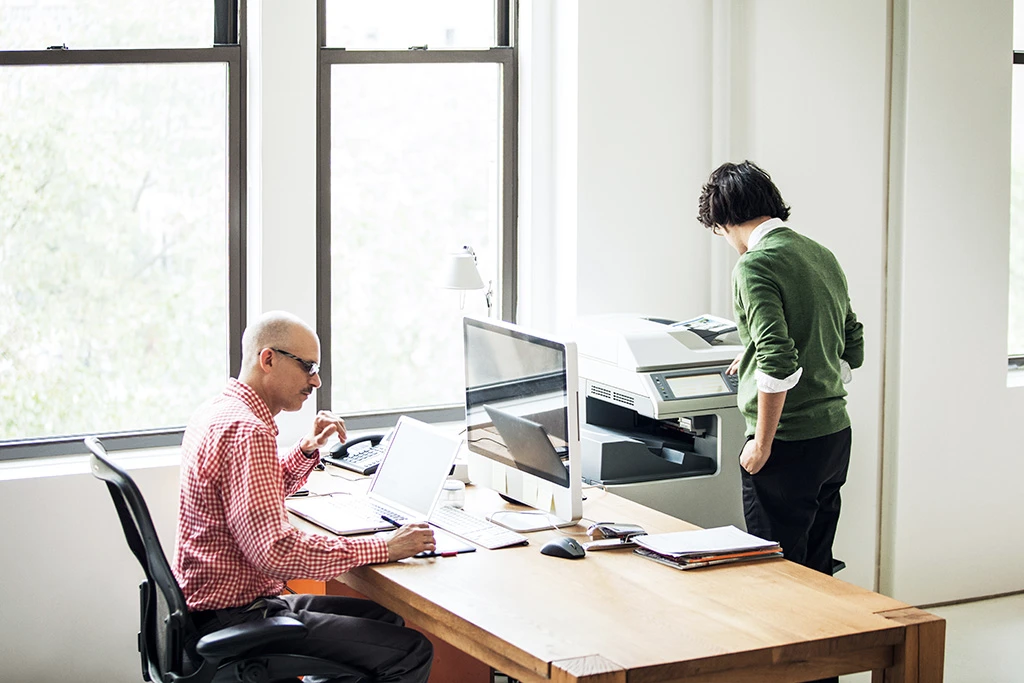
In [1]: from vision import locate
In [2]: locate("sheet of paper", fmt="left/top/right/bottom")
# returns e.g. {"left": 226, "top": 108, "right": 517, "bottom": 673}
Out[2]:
{"left": 633, "top": 525, "right": 778, "bottom": 557}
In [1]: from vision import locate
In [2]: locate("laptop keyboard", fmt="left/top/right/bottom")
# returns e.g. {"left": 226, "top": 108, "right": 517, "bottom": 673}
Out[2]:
{"left": 326, "top": 495, "right": 409, "bottom": 526}
{"left": 430, "top": 505, "right": 529, "bottom": 550}
{"left": 323, "top": 443, "right": 387, "bottom": 476}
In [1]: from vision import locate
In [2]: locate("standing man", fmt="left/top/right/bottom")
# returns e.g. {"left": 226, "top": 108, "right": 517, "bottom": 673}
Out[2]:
{"left": 697, "top": 161, "right": 864, "bottom": 581}
{"left": 174, "top": 310, "right": 435, "bottom": 683}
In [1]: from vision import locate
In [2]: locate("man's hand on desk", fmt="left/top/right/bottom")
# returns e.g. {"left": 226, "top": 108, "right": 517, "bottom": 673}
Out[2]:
{"left": 386, "top": 523, "right": 436, "bottom": 562}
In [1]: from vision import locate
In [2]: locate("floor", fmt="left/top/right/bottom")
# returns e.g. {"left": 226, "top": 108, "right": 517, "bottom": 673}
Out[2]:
{"left": 927, "top": 592, "right": 1024, "bottom": 683}
{"left": 838, "top": 593, "right": 1024, "bottom": 683}
{"left": 492, "top": 592, "right": 1024, "bottom": 683}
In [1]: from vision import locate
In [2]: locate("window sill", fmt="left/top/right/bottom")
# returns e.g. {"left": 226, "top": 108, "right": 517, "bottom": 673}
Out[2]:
{"left": 0, "top": 446, "right": 181, "bottom": 482}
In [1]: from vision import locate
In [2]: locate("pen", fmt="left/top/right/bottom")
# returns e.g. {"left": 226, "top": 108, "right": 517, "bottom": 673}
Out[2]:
{"left": 420, "top": 551, "right": 458, "bottom": 558}
{"left": 380, "top": 514, "right": 403, "bottom": 527}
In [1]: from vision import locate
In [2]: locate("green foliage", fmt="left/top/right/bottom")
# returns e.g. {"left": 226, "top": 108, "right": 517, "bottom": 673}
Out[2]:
{"left": 1, "top": 8, "right": 512, "bottom": 438}
{"left": 0, "top": 1, "right": 213, "bottom": 50}
{"left": 329, "top": 64, "right": 496, "bottom": 413}
{"left": 0, "top": 63, "right": 228, "bottom": 440}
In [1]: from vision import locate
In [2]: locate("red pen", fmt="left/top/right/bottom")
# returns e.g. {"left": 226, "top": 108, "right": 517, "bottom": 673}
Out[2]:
{"left": 421, "top": 551, "right": 458, "bottom": 558}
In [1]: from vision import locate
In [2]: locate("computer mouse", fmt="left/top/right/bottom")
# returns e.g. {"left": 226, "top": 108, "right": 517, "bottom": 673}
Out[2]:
{"left": 540, "top": 536, "right": 586, "bottom": 559}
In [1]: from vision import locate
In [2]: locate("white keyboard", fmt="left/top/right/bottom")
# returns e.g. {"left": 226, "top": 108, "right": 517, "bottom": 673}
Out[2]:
{"left": 430, "top": 505, "right": 529, "bottom": 550}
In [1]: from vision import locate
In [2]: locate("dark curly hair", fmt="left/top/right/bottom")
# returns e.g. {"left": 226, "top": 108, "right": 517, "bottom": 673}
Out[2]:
{"left": 696, "top": 161, "right": 790, "bottom": 230}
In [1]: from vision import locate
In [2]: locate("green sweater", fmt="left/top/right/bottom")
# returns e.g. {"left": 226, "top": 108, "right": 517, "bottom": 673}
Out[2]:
{"left": 732, "top": 227, "right": 864, "bottom": 440}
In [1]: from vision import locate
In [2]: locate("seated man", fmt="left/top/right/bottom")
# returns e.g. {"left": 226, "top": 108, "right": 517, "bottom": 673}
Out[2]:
{"left": 173, "top": 310, "right": 436, "bottom": 683}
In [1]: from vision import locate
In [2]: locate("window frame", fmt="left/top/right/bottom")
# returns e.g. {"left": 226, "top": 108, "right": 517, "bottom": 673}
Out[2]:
{"left": 0, "top": 1, "right": 247, "bottom": 460}
{"left": 314, "top": 0, "right": 518, "bottom": 430}
{"left": 1013, "top": 50, "right": 1024, "bottom": 368}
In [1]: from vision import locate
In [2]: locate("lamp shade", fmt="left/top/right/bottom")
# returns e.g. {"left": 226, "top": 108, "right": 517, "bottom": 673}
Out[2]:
{"left": 440, "top": 247, "right": 485, "bottom": 290}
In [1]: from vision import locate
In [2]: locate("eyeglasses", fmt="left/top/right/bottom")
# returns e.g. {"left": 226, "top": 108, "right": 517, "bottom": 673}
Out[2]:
{"left": 271, "top": 348, "right": 320, "bottom": 376}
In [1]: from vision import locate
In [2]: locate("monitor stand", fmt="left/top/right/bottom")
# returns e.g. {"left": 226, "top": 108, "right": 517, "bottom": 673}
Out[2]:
{"left": 488, "top": 497, "right": 576, "bottom": 532}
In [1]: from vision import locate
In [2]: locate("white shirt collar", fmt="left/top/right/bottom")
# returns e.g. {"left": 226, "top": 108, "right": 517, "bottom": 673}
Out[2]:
{"left": 747, "top": 217, "right": 786, "bottom": 250}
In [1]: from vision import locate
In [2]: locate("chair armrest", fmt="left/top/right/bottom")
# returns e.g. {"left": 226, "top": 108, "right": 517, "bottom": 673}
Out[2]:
{"left": 196, "top": 616, "right": 308, "bottom": 658}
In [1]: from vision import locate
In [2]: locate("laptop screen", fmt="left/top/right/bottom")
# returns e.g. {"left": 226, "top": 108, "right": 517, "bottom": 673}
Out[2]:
{"left": 367, "top": 416, "right": 461, "bottom": 519}
{"left": 483, "top": 404, "right": 570, "bottom": 487}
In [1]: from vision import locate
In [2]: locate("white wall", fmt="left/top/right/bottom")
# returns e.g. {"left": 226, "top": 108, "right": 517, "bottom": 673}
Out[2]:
{"left": 576, "top": 1, "right": 715, "bottom": 318}
{"left": 727, "top": 0, "right": 891, "bottom": 596}
{"left": 568, "top": 0, "right": 1024, "bottom": 605}
{"left": 249, "top": 0, "right": 321, "bottom": 442}
{"left": 884, "top": 0, "right": 1024, "bottom": 604}
{"left": 0, "top": 456, "right": 180, "bottom": 683}
{"left": 571, "top": 0, "right": 886, "bottom": 592}
{"left": 517, "top": 0, "right": 580, "bottom": 332}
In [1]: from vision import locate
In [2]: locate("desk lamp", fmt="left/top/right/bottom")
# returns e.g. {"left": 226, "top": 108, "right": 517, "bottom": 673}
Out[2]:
{"left": 441, "top": 245, "right": 493, "bottom": 316}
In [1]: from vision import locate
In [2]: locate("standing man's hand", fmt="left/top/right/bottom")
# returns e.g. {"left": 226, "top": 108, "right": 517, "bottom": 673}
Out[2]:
{"left": 386, "top": 523, "right": 436, "bottom": 561}
{"left": 742, "top": 389, "right": 786, "bottom": 475}
{"left": 300, "top": 411, "right": 346, "bottom": 454}
{"left": 727, "top": 352, "right": 742, "bottom": 375}
{"left": 739, "top": 439, "right": 772, "bottom": 475}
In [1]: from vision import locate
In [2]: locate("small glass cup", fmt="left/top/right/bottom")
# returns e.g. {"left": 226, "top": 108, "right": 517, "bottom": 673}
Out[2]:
{"left": 441, "top": 477, "right": 466, "bottom": 508}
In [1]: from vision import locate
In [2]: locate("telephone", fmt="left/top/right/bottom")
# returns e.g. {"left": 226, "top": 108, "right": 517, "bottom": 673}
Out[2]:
{"left": 322, "top": 431, "right": 391, "bottom": 476}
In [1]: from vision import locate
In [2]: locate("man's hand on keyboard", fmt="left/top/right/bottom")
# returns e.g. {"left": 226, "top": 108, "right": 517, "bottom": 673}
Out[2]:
{"left": 386, "top": 522, "right": 436, "bottom": 562}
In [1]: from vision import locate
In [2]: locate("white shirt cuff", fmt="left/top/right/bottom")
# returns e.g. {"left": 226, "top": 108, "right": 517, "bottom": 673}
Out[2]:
{"left": 840, "top": 359, "right": 852, "bottom": 384}
{"left": 755, "top": 367, "right": 803, "bottom": 393}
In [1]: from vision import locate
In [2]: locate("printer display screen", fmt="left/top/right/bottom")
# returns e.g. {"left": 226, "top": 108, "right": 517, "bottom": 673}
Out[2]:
{"left": 665, "top": 373, "right": 730, "bottom": 398}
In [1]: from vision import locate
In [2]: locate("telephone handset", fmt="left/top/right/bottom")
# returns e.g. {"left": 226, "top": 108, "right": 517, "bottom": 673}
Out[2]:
{"left": 323, "top": 430, "right": 393, "bottom": 476}
{"left": 329, "top": 433, "right": 385, "bottom": 458}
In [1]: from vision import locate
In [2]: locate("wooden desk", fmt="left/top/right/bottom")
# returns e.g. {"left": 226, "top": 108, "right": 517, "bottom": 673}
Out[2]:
{"left": 299, "top": 476, "right": 944, "bottom": 683}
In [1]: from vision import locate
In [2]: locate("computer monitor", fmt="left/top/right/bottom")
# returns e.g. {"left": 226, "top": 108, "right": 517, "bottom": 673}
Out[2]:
{"left": 463, "top": 316, "right": 583, "bottom": 532}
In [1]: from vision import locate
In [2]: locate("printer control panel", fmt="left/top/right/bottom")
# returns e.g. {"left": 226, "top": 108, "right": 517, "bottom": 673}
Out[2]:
{"left": 650, "top": 366, "right": 737, "bottom": 401}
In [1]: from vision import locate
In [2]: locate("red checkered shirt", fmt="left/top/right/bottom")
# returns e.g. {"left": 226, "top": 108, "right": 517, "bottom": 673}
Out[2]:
{"left": 173, "top": 378, "right": 388, "bottom": 611}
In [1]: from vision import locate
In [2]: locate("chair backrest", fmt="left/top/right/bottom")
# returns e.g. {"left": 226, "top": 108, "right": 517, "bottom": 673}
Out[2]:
{"left": 87, "top": 436, "right": 194, "bottom": 682}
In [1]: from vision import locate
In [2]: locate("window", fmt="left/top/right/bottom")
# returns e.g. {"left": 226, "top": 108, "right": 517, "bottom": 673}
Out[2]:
{"left": 317, "top": 1, "right": 517, "bottom": 424}
{"left": 0, "top": 1, "right": 244, "bottom": 458}
{"left": 1012, "top": 2, "right": 1024, "bottom": 359}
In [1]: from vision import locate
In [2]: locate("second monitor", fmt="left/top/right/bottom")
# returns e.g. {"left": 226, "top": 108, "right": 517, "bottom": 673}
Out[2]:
{"left": 463, "top": 316, "right": 583, "bottom": 532}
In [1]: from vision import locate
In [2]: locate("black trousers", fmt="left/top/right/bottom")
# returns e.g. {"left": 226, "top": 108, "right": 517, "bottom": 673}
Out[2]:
{"left": 192, "top": 594, "right": 433, "bottom": 683}
{"left": 740, "top": 426, "right": 851, "bottom": 575}
{"left": 740, "top": 427, "right": 852, "bottom": 683}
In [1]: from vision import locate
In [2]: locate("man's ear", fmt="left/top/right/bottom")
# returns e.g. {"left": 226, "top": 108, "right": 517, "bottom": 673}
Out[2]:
{"left": 257, "top": 348, "right": 275, "bottom": 373}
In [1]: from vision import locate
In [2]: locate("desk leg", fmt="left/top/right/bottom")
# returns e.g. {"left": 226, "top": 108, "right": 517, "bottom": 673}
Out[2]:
{"left": 873, "top": 608, "right": 946, "bottom": 683}
{"left": 551, "top": 655, "right": 626, "bottom": 683}
{"left": 327, "top": 580, "right": 492, "bottom": 683}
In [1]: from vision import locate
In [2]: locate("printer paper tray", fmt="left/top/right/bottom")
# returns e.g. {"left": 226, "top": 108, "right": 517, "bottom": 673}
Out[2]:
{"left": 582, "top": 435, "right": 717, "bottom": 485}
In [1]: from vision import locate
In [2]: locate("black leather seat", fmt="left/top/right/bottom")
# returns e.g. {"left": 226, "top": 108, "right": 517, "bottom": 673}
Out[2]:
{"left": 86, "top": 436, "right": 371, "bottom": 683}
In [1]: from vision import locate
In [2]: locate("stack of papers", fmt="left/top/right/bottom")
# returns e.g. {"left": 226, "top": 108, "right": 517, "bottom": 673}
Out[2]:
{"left": 632, "top": 525, "right": 783, "bottom": 570}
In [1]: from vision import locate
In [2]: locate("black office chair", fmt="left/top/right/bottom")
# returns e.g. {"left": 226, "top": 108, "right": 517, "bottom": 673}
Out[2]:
{"left": 86, "top": 436, "right": 371, "bottom": 683}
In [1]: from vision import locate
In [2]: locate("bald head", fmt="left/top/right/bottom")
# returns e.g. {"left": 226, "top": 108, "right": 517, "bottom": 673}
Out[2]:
{"left": 241, "top": 311, "right": 317, "bottom": 375}
{"left": 237, "top": 311, "right": 322, "bottom": 415}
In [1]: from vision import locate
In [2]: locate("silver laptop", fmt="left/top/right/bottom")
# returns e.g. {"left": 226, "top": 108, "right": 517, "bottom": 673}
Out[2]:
{"left": 286, "top": 415, "right": 461, "bottom": 535}
{"left": 483, "top": 404, "right": 570, "bottom": 487}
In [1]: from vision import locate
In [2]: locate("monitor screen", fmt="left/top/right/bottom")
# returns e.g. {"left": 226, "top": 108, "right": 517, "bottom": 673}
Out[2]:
{"left": 463, "top": 317, "right": 583, "bottom": 530}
